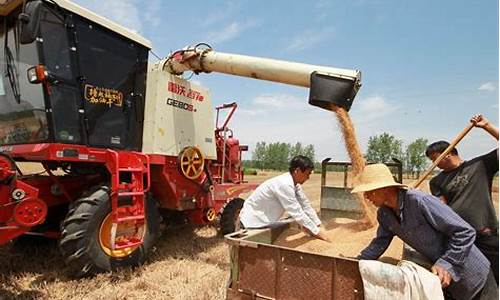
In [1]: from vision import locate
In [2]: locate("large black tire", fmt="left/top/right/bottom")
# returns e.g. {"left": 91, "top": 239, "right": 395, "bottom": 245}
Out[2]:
{"left": 59, "top": 186, "right": 161, "bottom": 276}
{"left": 220, "top": 198, "right": 244, "bottom": 235}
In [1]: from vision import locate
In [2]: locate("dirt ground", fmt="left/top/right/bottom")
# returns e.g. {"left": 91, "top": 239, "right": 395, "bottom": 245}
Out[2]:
{"left": 0, "top": 171, "right": 498, "bottom": 299}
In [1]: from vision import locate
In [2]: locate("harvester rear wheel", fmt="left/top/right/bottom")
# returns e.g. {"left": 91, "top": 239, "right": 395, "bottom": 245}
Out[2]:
{"left": 220, "top": 198, "right": 244, "bottom": 235}
{"left": 59, "top": 185, "right": 161, "bottom": 276}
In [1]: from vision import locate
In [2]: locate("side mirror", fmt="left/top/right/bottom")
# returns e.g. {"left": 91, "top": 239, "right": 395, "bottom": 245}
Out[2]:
{"left": 19, "top": 1, "right": 43, "bottom": 44}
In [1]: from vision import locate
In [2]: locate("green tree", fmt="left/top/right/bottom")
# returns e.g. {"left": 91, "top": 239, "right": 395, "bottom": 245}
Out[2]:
{"left": 266, "top": 142, "right": 290, "bottom": 170}
{"left": 251, "top": 141, "right": 316, "bottom": 171}
{"left": 289, "top": 142, "right": 303, "bottom": 159}
{"left": 303, "top": 144, "right": 315, "bottom": 162}
{"left": 365, "top": 133, "right": 403, "bottom": 163}
{"left": 289, "top": 142, "right": 315, "bottom": 162}
{"left": 405, "top": 138, "right": 429, "bottom": 178}
{"left": 252, "top": 142, "right": 267, "bottom": 169}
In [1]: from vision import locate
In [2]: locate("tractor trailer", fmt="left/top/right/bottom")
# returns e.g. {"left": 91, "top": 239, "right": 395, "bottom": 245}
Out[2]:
{"left": 0, "top": 0, "right": 361, "bottom": 276}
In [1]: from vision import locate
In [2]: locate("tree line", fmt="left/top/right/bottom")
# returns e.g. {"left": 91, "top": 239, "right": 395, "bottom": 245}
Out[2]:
{"left": 365, "top": 133, "right": 428, "bottom": 178}
{"left": 247, "top": 142, "right": 315, "bottom": 171}
{"left": 246, "top": 133, "right": 429, "bottom": 177}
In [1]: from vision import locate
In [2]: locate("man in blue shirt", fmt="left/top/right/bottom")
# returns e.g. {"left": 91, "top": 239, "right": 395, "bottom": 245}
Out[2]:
{"left": 353, "top": 164, "right": 497, "bottom": 300}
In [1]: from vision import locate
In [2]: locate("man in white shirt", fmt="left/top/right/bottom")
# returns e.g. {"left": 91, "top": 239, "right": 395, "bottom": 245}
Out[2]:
{"left": 239, "top": 155, "right": 331, "bottom": 241}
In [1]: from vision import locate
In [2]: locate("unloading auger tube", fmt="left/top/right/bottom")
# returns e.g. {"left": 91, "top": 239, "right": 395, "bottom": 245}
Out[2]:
{"left": 160, "top": 44, "right": 362, "bottom": 111}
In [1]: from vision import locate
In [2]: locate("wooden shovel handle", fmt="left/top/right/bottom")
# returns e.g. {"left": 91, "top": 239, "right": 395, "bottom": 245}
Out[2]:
{"left": 411, "top": 123, "right": 475, "bottom": 189}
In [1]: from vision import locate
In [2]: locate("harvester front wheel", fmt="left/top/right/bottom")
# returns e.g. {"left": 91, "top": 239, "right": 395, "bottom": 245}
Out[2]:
{"left": 59, "top": 186, "right": 161, "bottom": 276}
{"left": 220, "top": 198, "right": 244, "bottom": 235}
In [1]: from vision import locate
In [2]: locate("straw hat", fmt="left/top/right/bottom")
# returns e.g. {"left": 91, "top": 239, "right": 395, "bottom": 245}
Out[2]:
{"left": 351, "top": 163, "right": 406, "bottom": 193}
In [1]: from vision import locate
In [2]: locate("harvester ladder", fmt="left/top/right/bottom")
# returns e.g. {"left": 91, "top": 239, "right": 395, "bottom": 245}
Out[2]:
{"left": 215, "top": 102, "right": 237, "bottom": 183}
{"left": 106, "top": 150, "right": 150, "bottom": 250}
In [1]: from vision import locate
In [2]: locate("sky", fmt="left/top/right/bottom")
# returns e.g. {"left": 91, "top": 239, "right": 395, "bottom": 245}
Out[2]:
{"left": 74, "top": 0, "right": 499, "bottom": 162}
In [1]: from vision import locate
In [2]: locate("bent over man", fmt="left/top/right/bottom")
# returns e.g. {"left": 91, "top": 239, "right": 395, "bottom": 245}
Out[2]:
{"left": 354, "top": 164, "right": 497, "bottom": 300}
{"left": 239, "top": 155, "right": 330, "bottom": 241}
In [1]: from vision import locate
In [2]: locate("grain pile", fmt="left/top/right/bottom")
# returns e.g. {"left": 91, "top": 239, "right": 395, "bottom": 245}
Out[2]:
{"left": 274, "top": 218, "right": 403, "bottom": 264}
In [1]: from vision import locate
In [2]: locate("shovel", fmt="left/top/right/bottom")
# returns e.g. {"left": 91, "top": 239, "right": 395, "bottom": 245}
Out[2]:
{"left": 411, "top": 122, "right": 475, "bottom": 189}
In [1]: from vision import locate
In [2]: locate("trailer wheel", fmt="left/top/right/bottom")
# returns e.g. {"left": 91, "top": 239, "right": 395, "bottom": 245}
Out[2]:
{"left": 59, "top": 186, "right": 161, "bottom": 276}
{"left": 220, "top": 198, "right": 244, "bottom": 235}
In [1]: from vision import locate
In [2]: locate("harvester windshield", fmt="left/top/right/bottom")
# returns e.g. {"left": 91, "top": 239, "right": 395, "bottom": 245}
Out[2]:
{"left": 0, "top": 1, "right": 149, "bottom": 149}
{"left": 0, "top": 16, "right": 47, "bottom": 145}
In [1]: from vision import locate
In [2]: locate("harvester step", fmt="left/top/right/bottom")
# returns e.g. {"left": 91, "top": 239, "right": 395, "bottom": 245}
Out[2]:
{"left": 117, "top": 215, "right": 145, "bottom": 222}
{"left": 114, "top": 239, "right": 143, "bottom": 250}
{"left": 118, "top": 191, "right": 144, "bottom": 197}
{"left": 118, "top": 167, "right": 144, "bottom": 172}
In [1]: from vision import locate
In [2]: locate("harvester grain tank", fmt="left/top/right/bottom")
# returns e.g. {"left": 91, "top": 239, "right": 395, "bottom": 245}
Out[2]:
{"left": 0, "top": 0, "right": 362, "bottom": 276}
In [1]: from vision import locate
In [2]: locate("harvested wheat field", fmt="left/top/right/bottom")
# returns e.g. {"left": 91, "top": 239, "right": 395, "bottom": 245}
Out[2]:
{"left": 0, "top": 171, "right": 498, "bottom": 299}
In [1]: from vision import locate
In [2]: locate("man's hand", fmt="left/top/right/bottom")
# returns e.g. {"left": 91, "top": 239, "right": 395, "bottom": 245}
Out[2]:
{"left": 431, "top": 264, "right": 451, "bottom": 288}
{"left": 470, "top": 114, "right": 489, "bottom": 128}
{"left": 301, "top": 226, "right": 312, "bottom": 235}
{"left": 470, "top": 113, "right": 499, "bottom": 140}
{"left": 315, "top": 227, "right": 332, "bottom": 242}
{"left": 302, "top": 225, "right": 331, "bottom": 242}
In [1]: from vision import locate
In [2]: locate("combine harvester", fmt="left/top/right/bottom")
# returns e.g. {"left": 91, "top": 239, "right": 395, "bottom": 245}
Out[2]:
{"left": 0, "top": 0, "right": 364, "bottom": 287}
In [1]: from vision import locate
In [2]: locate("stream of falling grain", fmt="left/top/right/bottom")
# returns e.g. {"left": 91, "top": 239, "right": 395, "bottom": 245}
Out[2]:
{"left": 330, "top": 104, "right": 377, "bottom": 227}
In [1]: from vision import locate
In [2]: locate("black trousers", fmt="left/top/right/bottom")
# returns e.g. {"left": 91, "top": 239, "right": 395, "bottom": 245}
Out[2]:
{"left": 472, "top": 270, "right": 498, "bottom": 300}
{"left": 445, "top": 270, "right": 498, "bottom": 300}
{"left": 475, "top": 232, "right": 499, "bottom": 284}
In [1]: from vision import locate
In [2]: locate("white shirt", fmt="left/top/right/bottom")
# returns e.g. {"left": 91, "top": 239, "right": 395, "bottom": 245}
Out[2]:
{"left": 239, "top": 172, "right": 321, "bottom": 235}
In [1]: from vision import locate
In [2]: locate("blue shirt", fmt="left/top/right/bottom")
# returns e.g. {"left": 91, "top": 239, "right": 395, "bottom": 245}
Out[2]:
{"left": 359, "top": 189, "right": 490, "bottom": 300}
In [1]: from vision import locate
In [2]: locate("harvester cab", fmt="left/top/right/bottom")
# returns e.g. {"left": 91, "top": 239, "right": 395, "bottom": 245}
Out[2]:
{"left": 0, "top": 0, "right": 149, "bottom": 150}
{"left": 0, "top": 0, "right": 363, "bottom": 276}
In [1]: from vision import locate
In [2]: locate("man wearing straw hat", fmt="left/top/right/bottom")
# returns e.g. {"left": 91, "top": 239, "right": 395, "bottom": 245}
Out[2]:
{"left": 425, "top": 114, "right": 499, "bottom": 284}
{"left": 353, "top": 163, "right": 497, "bottom": 300}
